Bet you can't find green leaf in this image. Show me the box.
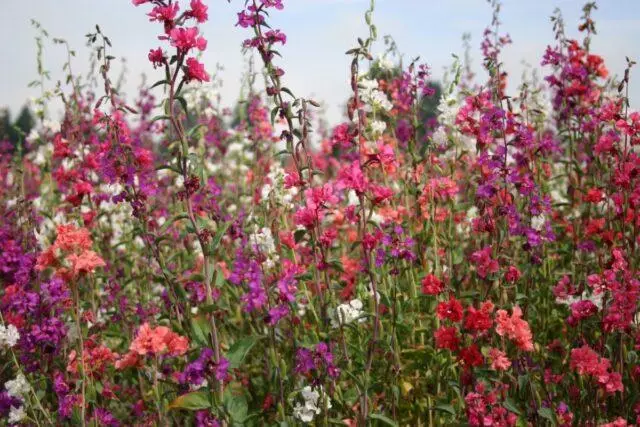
[150,114,171,123]
[176,96,188,115]
[225,394,248,423]
[187,123,207,139]
[433,403,456,415]
[369,413,398,426]
[209,222,230,254]
[159,213,189,235]
[294,229,306,243]
[168,391,211,411]
[537,407,556,424]
[190,315,211,346]
[150,79,168,89]
[227,336,259,369]
[503,397,522,416]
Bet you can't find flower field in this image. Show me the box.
[1,0,640,425]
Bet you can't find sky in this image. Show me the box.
[2,0,640,125]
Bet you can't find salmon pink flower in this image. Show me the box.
[495,306,533,351]
[130,323,189,357]
[488,348,511,370]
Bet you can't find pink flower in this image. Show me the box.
[337,161,368,194]
[236,10,262,28]
[147,3,179,25]
[570,345,623,394]
[169,27,207,52]
[495,306,533,351]
[185,57,210,83]
[187,0,208,23]
[261,0,284,9]
[488,348,511,371]
[304,184,339,210]
[470,246,499,279]
[148,47,165,68]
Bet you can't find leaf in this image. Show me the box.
[187,123,207,139]
[168,391,211,411]
[270,106,279,125]
[209,222,230,254]
[227,337,259,369]
[176,96,188,115]
[537,407,555,423]
[369,413,398,426]
[159,213,189,235]
[294,229,306,243]
[433,403,456,416]
[151,79,169,89]
[190,316,211,346]
[503,397,522,416]
[225,394,248,423]
[150,114,171,123]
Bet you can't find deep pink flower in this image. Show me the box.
[187,0,208,23]
[148,48,165,68]
[185,57,210,83]
[169,27,207,52]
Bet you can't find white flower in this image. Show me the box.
[368,90,393,111]
[250,226,279,269]
[437,94,459,127]
[376,54,394,71]
[331,299,365,328]
[359,78,378,96]
[555,291,604,310]
[531,214,546,231]
[8,405,26,424]
[370,120,387,136]
[43,119,61,134]
[293,386,332,423]
[0,324,20,348]
[432,127,448,147]
[5,374,29,399]
[26,129,40,144]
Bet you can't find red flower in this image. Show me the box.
[464,301,494,332]
[458,344,483,368]
[434,326,460,351]
[436,295,464,322]
[421,274,444,295]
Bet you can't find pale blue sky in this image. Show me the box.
[2,1,639,124]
